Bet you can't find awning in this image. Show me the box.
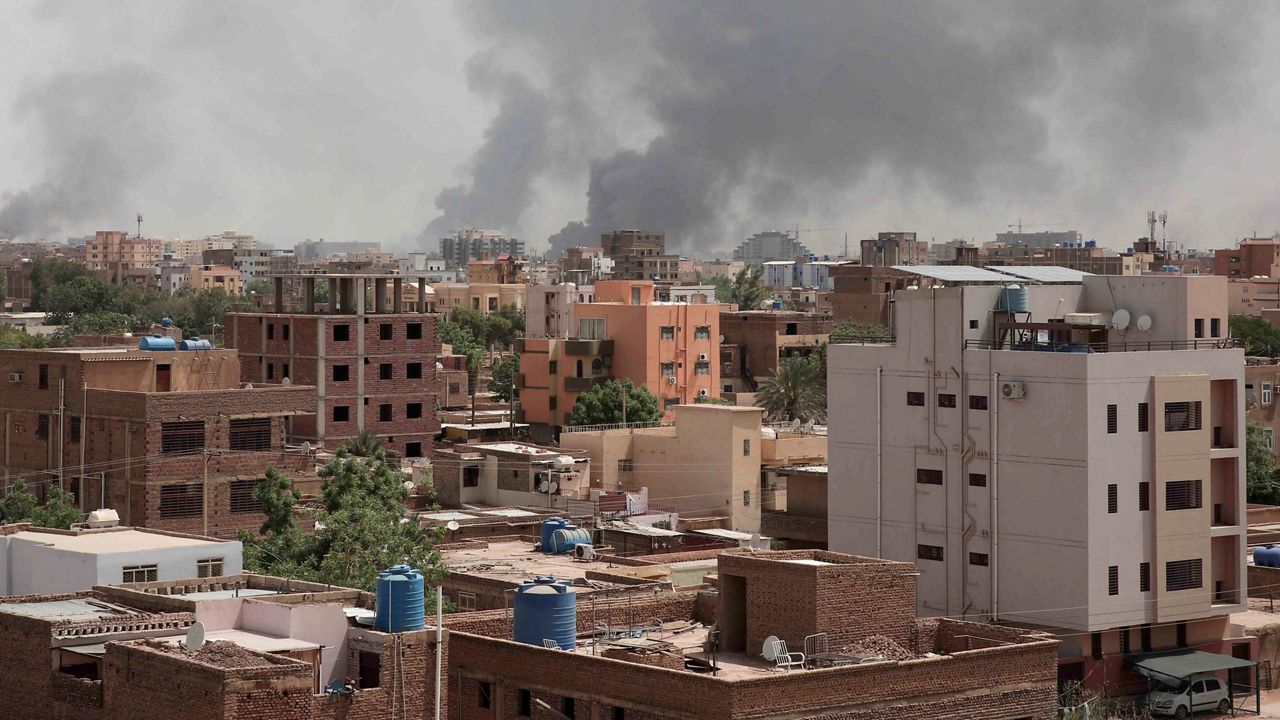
[1128,649,1254,685]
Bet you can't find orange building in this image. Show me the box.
[517,280,723,440]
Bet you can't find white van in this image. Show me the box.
[1147,673,1231,717]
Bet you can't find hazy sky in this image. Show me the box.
[1,1,1278,257]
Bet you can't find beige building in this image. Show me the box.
[429,442,592,509]
[186,264,243,295]
[432,282,525,314]
[524,283,594,339]
[828,273,1247,684]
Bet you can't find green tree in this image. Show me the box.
[755,356,827,422]
[43,275,115,324]
[710,266,769,310]
[489,354,519,402]
[831,319,892,343]
[341,429,385,459]
[244,279,272,296]
[0,326,49,349]
[1247,423,1280,504]
[1231,315,1280,356]
[568,379,662,426]
[255,467,301,535]
[0,479,82,528]
[29,258,93,310]
[69,311,137,335]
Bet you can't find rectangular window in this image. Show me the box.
[1107,484,1118,513]
[1119,627,1131,655]
[358,651,381,689]
[1166,480,1203,511]
[283,324,290,341]
[1166,559,1203,592]
[379,323,393,340]
[283,363,289,379]
[159,483,203,518]
[579,317,606,340]
[1140,562,1151,592]
[458,591,477,612]
[917,544,944,561]
[229,418,272,452]
[1091,632,1103,660]
[122,564,158,583]
[743,490,751,507]
[333,405,350,422]
[333,324,350,342]
[405,442,422,458]
[1211,318,1221,338]
[969,395,988,410]
[267,323,275,340]
[267,363,275,380]
[38,364,48,389]
[1176,621,1188,648]
[659,325,675,340]
[549,396,557,410]
[548,360,558,375]
[407,362,422,379]
[1108,566,1119,596]
[1139,481,1150,511]
[614,708,626,720]
[695,362,711,375]
[916,469,943,485]
[1141,624,1153,651]
[1194,318,1204,339]
[406,403,422,419]
[937,393,956,408]
[379,404,393,422]
[907,391,925,406]
[162,420,205,455]
[661,362,676,377]
[230,479,262,514]
[477,679,491,708]
[1138,402,1149,432]
[37,414,49,439]
[69,416,81,442]
[379,363,393,380]
[969,552,989,566]
[968,472,987,487]
[407,323,423,340]
[563,697,576,718]
[1267,428,1276,451]
[694,325,711,340]
[462,467,479,488]
[333,365,350,381]
[1107,404,1118,434]
[1164,401,1202,432]
[197,558,224,578]
[743,439,751,456]
[618,459,633,472]
[518,689,532,716]
[1265,382,1275,406]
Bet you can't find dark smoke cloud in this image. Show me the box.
[451,1,1267,256]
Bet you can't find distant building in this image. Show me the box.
[1215,236,1280,278]
[186,264,243,295]
[84,230,162,282]
[429,441,592,509]
[560,246,614,284]
[439,229,525,267]
[719,310,831,394]
[432,282,526,314]
[292,238,380,261]
[732,230,811,263]
[993,229,1083,249]
[601,229,679,281]
[525,283,594,339]
[860,232,927,266]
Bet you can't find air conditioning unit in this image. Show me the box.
[666,376,678,385]
[573,544,598,561]
[7,372,21,382]
[999,381,1027,401]
[698,353,709,361]
[698,389,709,397]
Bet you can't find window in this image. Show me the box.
[1139,481,1150,511]
[69,416,81,442]
[333,324,350,341]
[1176,621,1188,648]
[743,438,751,456]
[579,317,606,340]
[159,483,203,518]
[659,326,675,340]
[969,395,988,410]
[549,396,558,410]
[969,552,989,566]
[379,363,393,380]
[1166,559,1203,592]
[405,442,422,458]
[938,393,956,408]
[917,469,943,485]
[1141,624,1152,651]
[379,323,393,340]
[1267,428,1276,452]
[695,361,711,375]
[1091,632,1103,660]
[1119,627,1131,655]
[1140,562,1151,592]
[267,363,275,380]
[907,391,925,406]
[267,323,275,340]
[1107,484,1118,513]
[1106,404,1117,434]
[283,324,290,341]
[230,418,272,451]
[743,490,751,507]
[664,397,679,409]
[230,479,263,514]
[1164,401,1202,432]
[969,319,979,329]
[613,709,626,720]
[282,363,289,379]
[379,404,393,422]
[358,651,381,689]
[197,558,224,578]
[549,360,558,375]
[694,325,711,339]
[37,414,49,439]
[162,420,205,455]
[477,679,491,708]
[1108,566,1119,596]
[618,459,633,472]
[122,565,158,583]
[1194,318,1204,339]
[38,364,48,390]
[333,365,350,381]
[462,467,479,488]
[1166,480,1203,511]
[917,544,944,561]
[518,689,532,716]
[407,362,422,379]
[403,402,422,420]
[407,323,423,340]
[563,697,576,718]
[1211,318,1221,338]
[968,472,987,487]
[660,362,676,377]
[1265,382,1275,406]
[333,405,350,422]
[1138,402,1149,432]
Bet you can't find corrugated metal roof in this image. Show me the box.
[891,265,1012,283]
[986,265,1092,283]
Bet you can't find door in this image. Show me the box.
[155,364,171,392]
[1231,643,1252,693]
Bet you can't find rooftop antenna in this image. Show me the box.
[1147,210,1157,247]
[1159,211,1169,252]
[136,213,143,240]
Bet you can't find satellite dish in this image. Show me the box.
[539,480,551,493]
[762,635,780,661]
[446,520,460,532]
[1136,314,1152,332]
[403,480,415,492]
[790,418,801,430]
[300,441,312,453]
[185,621,206,651]
[281,377,291,385]
[1111,309,1131,331]
[548,481,559,495]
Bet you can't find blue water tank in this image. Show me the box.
[999,285,1029,313]
[1257,546,1279,568]
[138,334,177,351]
[548,526,592,554]
[375,565,425,632]
[161,317,174,327]
[540,517,569,552]
[514,576,577,649]
[179,337,212,350]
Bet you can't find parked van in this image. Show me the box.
[1148,673,1231,717]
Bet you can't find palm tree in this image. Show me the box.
[343,430,384,457]
[755,356,826,422]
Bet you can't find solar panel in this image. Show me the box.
[891,265,1013,283]
[986,266,1092,283]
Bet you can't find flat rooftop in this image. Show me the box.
[0,597,145,622]
[11,528,229,554]
[443,540,668,587]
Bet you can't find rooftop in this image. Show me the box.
[443,540,669,587]
[9,527,230,554]
[0,597,144,622]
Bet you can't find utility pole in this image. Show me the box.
[202,450,210,536]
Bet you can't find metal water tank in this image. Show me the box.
[179,337,212,350]
[513,576,577,649]
[548,526,592,554]
[138,334,177,351]
[541,517,569,552]
[375,565,425,632]
[999,285,1029,313]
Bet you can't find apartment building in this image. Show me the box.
[602,229,680,282]
[560,245,614,285]
[185,264,243,295]
[1215,236,1280,277]
[1246,357,1280,460]
[439,228,525,267]
[860,231,927,266]
[429,441,592,509]
[0,344,315,537]
[226,272,442,458]
[732,230,812,263]
[829,264,917,327]
[432,282,525,314]
[524,283,594,339]
[828,271,1250,689]
[719,310,831,394]
[517,280,722,438]
[84,230,162,282]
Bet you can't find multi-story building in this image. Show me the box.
[1245,357,1280,461]
[560,246,614,285]
[84,230,162,282]
[466,253,525,284]
[429,441,592,509]
[292,238,379,261]
[226,272,442,458]
[1228,277,1280,316]
[524,283,594,339]
[732,230,811,263]
[185,264,243,295]
[517,280,722,439]
[828,272,1251,689]
[439,228,525,267]
[860,231,927,266]
[432,282,525,315]
[993,228,1084,249]
[602,229,680,281]
[0,343,316,537]
[1214,236,1280,278]
[719,310,831,394]
[961,243,1141,276]
[761,260,840,290]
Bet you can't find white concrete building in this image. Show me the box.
[525,283,594,339]
[828,271,1247,672]
[0,525,243,596]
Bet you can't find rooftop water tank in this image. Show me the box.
[138,334,177,351]
[541,517,569,552]
[1257,546,1280,568]
[548,526,592,555]
[513,576,577,650]
[161,317,174,327]
[179,337,212,351]
[375,565,425,633]
[999,285,1029,313]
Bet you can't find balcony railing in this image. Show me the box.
[563,339,614,355]
[829,332,894,345]
[561,420,673,434]
[964,338,1242,353]
[564,375,608,392]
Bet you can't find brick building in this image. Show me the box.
[226,272,443,458]
[602,229,680,282]
[719,310,831,394]
[84,230,163,283]
[0,344,315,538]
[1214,235,1280,277]
[860,231,927,266]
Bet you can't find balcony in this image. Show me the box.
[563,339,614,356]
[965,335,1242,353]
[564,375,609,392]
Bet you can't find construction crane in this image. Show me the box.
[789,226,844,255]
[1006,220,1064,233]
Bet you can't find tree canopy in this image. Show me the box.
[0,479,83,528]
[1231,315,1280,357]
[1247,423,1280,504]
[709,266,769,311]
[489,354,519,402]
[568,379,662,426]
[755,355,827,422]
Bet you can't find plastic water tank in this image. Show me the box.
[999,285,1029,313]
[1257,546,1279,568]
[548,526,592,554]
[161,317,174,327]
[179,337,212,351]
[138,334,177,351]
[541,517,569,552]
[375,565,425,632]
[513,576,577,649]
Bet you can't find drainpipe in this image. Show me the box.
[435,583,443,720]
[876,365,883,558]
[991,370,1000,621]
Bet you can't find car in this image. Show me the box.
[1147,673,1232,718]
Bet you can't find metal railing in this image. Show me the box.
[829,332,894,345]
[561,420,673,434]
[964,338,1242,353]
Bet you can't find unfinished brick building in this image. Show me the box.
[226,272,443,458]
[0,345,316,538]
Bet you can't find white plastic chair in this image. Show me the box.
[762,636,805,671]
[543,639,561,650]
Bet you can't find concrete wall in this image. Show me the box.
[0,534,242,596]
